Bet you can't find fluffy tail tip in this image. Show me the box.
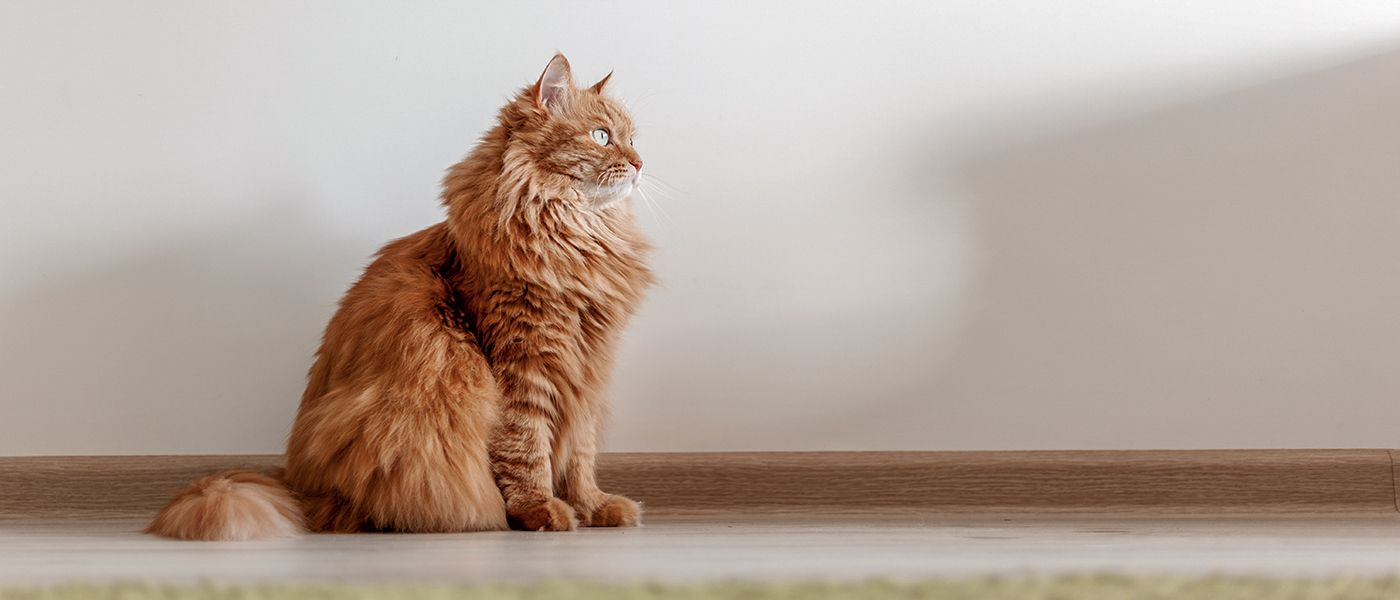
[146,471,306,541]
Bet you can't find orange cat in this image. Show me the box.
[147,54,652,540]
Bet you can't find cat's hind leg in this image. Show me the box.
[284,228,508,533]
[287,370,508,533]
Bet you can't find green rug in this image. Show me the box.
[3,577,1400,600]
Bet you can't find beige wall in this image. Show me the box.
[3,1,1399,455]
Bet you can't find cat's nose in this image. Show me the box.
[630,159,643,173]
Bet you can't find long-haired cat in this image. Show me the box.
[147,54,652,539]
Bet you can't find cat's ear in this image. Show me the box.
[533,53,574,113]
[589,70,613,94]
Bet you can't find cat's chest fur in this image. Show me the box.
[462,212,651,361]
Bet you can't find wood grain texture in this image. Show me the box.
[11,515,1400,583]
[1,450,1396,520]
[1390,449,1400,513]
[0,455,278,520]
[599,450,1399,515]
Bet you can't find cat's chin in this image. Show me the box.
[591,196,629,211]
[588,184,635,212]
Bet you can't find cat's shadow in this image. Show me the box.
[0,202,373,454]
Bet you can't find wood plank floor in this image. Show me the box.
[5,512,1400,584]
[6,450,1397,517]
[6,452,1400,583]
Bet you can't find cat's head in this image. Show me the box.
[502,54,642,211]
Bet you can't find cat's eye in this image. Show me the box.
[590,128,610,146]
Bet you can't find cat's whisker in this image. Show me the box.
[648,191,674,229]
[635,185,672,230]
[640,181,679,206]
[641,174,686,199]
[645,183,679,202]
[638,183,675,228]
[634,185,658,219]
[632,187,656,224]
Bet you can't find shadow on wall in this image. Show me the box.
[882,47,1400,450]
[0,202,368,455]
[7,47,1399,455]
[612,46,1400,451]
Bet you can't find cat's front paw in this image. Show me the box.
[585,494,642,528]
[508,497,577,532]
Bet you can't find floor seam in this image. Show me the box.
[1388,450,1399,513]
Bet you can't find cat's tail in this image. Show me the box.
[145,470,305,541]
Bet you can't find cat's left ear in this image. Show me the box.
[534,53,574,113]
[589,70,613,94]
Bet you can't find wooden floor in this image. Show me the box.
[6,451,1400,583]
[6,451,1398,518]
[5,512,1400,584]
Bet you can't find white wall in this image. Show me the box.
[3,1,1400,455]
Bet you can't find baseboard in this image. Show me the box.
[1,450,1396,520]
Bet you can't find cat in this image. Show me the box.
[146,53,653,539]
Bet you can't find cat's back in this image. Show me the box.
[334,222,460,321]
[306,221,482,401]
[289,222,507,534]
